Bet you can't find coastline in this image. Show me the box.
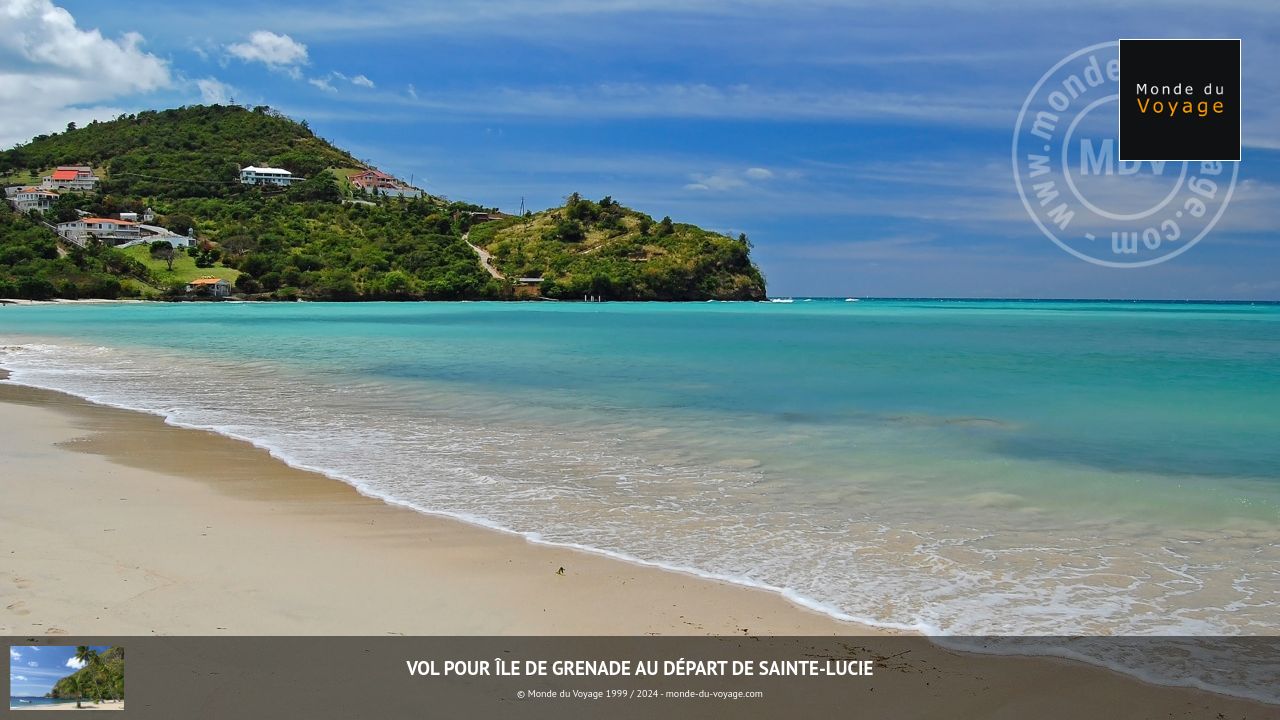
[10,701,124,712]
[2,372,1277,715]
[0,299,151,305]
[0,372,865,636]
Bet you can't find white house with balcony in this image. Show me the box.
[7,186,59,213]
[56,217,143,245]
[41,165,99,191]
[239,166,301,186]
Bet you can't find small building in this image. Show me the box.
[185,277,232,298]
[119,212,139,222]
[465,211,512,223]
[350,169,396,190]
[349,168,424,198]
[239,166,301,186]
[8,186,59,213]
[41,165,98,191]
[513,277,543,299]
[377,186,424,199]
[56,217,142,245]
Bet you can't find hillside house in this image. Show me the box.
[185,277,232,297]
[41,165,98,191]
[240,166,301,186]
[349,168,424,198]
[7,187,59,213]
[56,217,142,245]
[464,211,512,223]
[350,169,396,190]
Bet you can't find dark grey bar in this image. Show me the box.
[5,637,1279,718]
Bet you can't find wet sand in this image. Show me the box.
[1,375,1275,718]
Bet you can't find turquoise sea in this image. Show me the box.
[9,698,79,708]
[1,299,1278,691]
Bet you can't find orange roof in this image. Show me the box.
[50,169,79,181]
[81,217,137,225]
[188,277,228,286]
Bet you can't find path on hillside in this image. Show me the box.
[463,232,505,280]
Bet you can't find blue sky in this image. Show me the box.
[8,645,107,697]
[2,0,1278,298]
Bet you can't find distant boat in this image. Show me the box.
[769,298,794,304]
[845,298,860,302]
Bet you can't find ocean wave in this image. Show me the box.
[1,337,1276,703]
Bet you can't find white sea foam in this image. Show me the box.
[1,338,1276,703]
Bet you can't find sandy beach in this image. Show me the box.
[13,701,124,711]
[1,373,1276,717]
[0,374,862,637]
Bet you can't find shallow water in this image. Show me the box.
[1,300,1277,692]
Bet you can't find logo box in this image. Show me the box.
[1119,39,1241,161]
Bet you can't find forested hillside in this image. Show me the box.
[48,647,124,703]
[470,194,765,300]
[0,104,358,199]
[0,104,766,301]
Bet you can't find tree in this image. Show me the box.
[286,173,341,203]
[75,646,100,671]
[657,216,674,236]
[149,240,175,271]
[546,219,584,243]
[49,193,80,223]
[72,647,100,708]
[162,213,196,236]
[68,674,83,709]
[234,273,260,294]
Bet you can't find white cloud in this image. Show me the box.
[685,167,776,192]
[12,675,26,681]
[407,84,418,99]
[9,648,19,661]
[196,77,236,104]
[308,71,377,93]
[65,657,86,670]
[226,30,308,69]
[27,661,38,667]
[0,0,171,147]
[308,76,337,93]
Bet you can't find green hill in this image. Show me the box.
[49,646,124,703]
[0,104,359,199]
[0,104,766,301]
[470,194,765,300]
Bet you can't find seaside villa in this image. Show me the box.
[239,166,302,186]
[185,277,232,297]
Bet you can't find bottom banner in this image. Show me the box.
[5,636,1279,718]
